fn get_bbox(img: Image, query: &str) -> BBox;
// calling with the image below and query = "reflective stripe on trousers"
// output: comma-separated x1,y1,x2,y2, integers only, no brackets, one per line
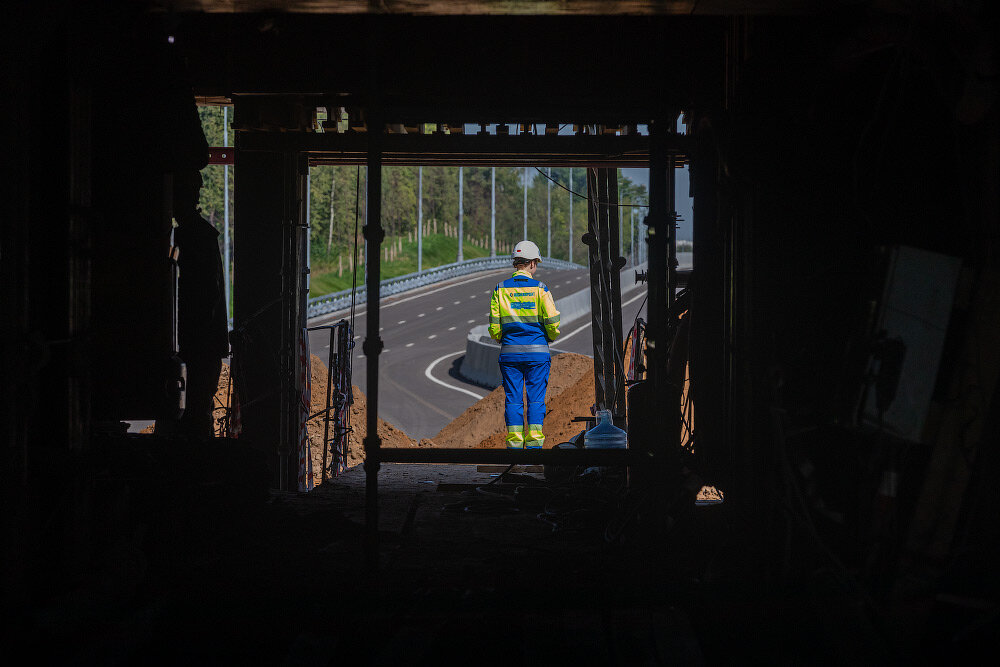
499,344,549,355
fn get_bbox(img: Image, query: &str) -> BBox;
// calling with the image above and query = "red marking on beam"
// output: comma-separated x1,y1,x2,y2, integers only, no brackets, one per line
208,147,234,165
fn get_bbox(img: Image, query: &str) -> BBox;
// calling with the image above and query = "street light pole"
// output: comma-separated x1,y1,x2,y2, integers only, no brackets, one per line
457,166,464,262
523,166,528,240
630,206,635,266
490,167,496,257
546,167,551,258
568,168,573,264
418,166,423,272
222,105,231,324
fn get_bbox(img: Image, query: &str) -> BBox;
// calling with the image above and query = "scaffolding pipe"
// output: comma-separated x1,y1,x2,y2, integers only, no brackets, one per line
364,117,384,567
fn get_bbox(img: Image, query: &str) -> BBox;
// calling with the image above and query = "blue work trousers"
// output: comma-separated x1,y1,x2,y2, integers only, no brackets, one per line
499,358,550,448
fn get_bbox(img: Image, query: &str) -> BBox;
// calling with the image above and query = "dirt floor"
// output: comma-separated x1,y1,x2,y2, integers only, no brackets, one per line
433,352,595,449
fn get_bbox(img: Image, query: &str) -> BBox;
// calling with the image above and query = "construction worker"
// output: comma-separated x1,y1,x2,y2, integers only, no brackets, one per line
155,169,229,438
489,240,561,449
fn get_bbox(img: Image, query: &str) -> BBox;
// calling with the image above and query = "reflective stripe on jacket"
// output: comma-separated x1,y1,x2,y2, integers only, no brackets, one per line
489,270,561,360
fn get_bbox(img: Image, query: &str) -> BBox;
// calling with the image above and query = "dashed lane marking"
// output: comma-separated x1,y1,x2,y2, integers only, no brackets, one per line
428,334,437,339
448,326,456,331
467,319,475,324
311,271,508,322
397,320,405,325
418,313,425,318
453,300,461,305
435,306,443,311
406,343,414,348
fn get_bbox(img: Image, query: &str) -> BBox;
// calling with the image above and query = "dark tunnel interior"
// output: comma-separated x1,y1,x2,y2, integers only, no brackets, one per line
2,1,999,663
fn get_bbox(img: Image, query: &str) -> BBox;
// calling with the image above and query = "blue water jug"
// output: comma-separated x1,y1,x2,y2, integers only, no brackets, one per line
584,410,627,449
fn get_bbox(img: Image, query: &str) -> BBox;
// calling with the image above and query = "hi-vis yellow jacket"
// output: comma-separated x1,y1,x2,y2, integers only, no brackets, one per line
489,270,561,361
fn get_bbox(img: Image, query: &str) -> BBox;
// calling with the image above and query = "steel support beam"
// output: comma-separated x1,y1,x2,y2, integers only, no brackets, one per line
237,129,692,167
363,116,385,567
584,168,626,420
378,447,647,465
231,134,308,491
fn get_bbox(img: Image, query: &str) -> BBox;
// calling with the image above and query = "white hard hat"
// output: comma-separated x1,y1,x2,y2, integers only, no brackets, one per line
512,240,541,262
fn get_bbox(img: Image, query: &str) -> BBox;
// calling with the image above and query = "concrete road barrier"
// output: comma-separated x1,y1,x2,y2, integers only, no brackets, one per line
457,263,656,390
458,325,502,388
457,280,608,389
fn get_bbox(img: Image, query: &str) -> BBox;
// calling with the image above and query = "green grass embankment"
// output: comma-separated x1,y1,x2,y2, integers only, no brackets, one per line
310,233,493,296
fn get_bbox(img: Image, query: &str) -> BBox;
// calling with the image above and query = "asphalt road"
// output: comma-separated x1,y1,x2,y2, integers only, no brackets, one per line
308,265,649,440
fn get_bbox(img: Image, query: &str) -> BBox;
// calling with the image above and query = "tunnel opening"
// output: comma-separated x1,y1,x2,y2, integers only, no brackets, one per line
7,3,999,663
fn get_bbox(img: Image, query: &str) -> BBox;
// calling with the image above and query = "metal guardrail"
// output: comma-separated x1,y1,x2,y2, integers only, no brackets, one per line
307,255,585,319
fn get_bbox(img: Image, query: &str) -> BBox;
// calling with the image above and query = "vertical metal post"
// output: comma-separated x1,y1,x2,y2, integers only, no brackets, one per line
363,115,384,568
630,207,635,266
523,166,528,240
305,169,311,293
278,151,308,492
604,169,626,419
617,171,622,256
568,168,573,263
585,168,612,411
457,166,464,262
418,166,423,272
546,167,551,257
667,160,677,311
490,167,496,257
646,119,671,396
223,106,231,323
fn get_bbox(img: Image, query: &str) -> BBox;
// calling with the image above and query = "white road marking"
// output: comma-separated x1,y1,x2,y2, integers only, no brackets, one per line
467,319,475,324
312,271,507,321
453,300,461,305
558,289,646,343
418,313,425,318
557,321,591,343
447,326,456,331
469,294,476,299
428,334,437,339
425,352,485,401
397,320,406,325
406,343,414,348
621,290,646,308
435,306,443,311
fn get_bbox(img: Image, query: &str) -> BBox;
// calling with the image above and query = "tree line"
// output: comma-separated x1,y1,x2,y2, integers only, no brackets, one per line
195,107,649,273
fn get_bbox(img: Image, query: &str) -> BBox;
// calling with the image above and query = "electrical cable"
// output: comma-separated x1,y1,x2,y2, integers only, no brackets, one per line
533,167,649,208
338,165,362,471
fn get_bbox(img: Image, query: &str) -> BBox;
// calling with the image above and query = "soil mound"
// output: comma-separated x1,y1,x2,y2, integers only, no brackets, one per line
306,354,417,478
434,352,595,449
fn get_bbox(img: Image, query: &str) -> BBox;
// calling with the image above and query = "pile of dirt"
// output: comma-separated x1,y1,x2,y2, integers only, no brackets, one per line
306,354,417,479
434,352,595,449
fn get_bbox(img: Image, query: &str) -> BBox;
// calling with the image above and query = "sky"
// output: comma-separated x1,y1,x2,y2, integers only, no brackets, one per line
621,166,693,242
470,122,695,243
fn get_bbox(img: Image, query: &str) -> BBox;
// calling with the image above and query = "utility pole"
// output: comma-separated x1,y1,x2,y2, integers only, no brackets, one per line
523,166,528,240
457,166,464,262
546,167,551,258
418,166,423,272
306,169,311,291
630,206,635,266
568,167,573,264
327,169,335,254
617,172,622,256
490,167,496,257
222,106,231,324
